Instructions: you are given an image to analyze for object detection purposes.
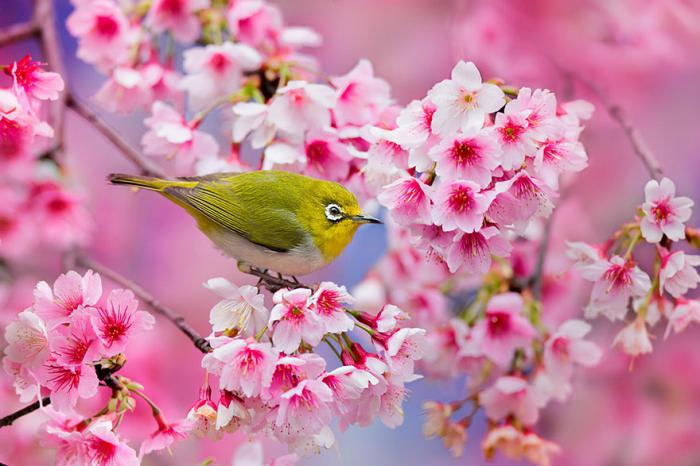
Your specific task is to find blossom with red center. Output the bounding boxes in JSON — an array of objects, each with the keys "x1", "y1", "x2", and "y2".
[
  {"x1": 381, "y1": 327, "x2": 427, "y2": 380},
  {"x1": 431, "y1": 180, "x2": 491, "y2": 233},
  {"x1": 226, "y1": 0, "x2": 283, "y2": 47},
  {"x1": 51, "y1": 309, "x2": 100, "y2": 368},
  {"x1": 269, "y1": 288, "x2": 323, "y2": 354},
  {"x1": 659, "y1": 250, "x2": 700, "y2": 298},
  {"x1": 40, "y1": 409, "x2": 88, "y2": 465},
  {"x1": 215, "y1": 390, "x2": 249, "y2": 433},
  {"x1": 28, "y1": 181, "x2": 92, "y2": 249},
  {"x1": 146, "y1": 0, "x2": 208, "y2": 44},
  {"x1": 139, "y1": 414, "x2": 192, "y2": 458},
  {"x1": 8, "y1": 55, "x2": 65, "y2": 101},
  {"x1": 487, "y1": 171, "x2": 554, "y2": 231},
  {"x1": 267, "y1": 81, "x2": 336, "y2": 136},
  {"x1": 428, "y1": 131, "x2": 500, "y2": 187},
  {"x1": 66, "y1": 0, "x2": 133, "y2": 69},
  {"x1": 142, "y1": 101, "x2": 219, "y2": 173},
  {"x1": 93, "y1": 66, "x2": 162, "y2": 113},
  {"x1": 377, "y1": 176, "x2": 433, "y2": 226},
  {"x1": 263, "y1": 353, "x2": 326, "y2": 401},
  {"x1": 309, "y1": 282, "x2": 355, "y2": 334},
  {"x1": 3, "y1": 309, "x2": 49, "y2": 370},
  {"x1": 640, "y1": 177, "x2": 694, "y2": 243},
  {"x1": 275, "y1": 378, "x2": 334, "y2": 437},
  {"x1": 582, "y1": 255, "x2": 651, "y2": 321},
  {"x1": 493, "y1": 111, "x2": 537, "y2": 170},
  {"x1": 321, "y1": 366, "x2": 378, "y2": 420},
  {"x1": 180, "y1": 42, "x2": 262, "y2": 111},
  {"x1": 302, "y1": 130, "x2": 354, "y2": 181},
  {"x1": 665, "y1": 299, "x2": 700, "y2": 337},
  {"x1": 39, "y1": 356, "x2": 99, "y2": 409},
  {"x1": 33, "y1": 270, "x2": 102, "y2": 328},
  {"x1": 84, "y1": 419, "x2": 139, "y2": 465},
  {"x1": 202, "y1": 337, "x2": 278, "y2": 397},
  {"x1": 465, "y1": 293, "x2": 535, "y2": 367},
  {"x1": 205, "y1": 278, "x2": 268, "y2": 336},
  {"x1": 613, "y1": 320, "x2": 653, "y2": 357},
  {"x1": 480, "y1": 376, "x2": 539, "y2": 425},
  {"x1": 383, "y1": 98, "x2": 437, "y2": 172},
  {"x1": 532, "y1": 135, "x2": 588, "y2": 189},
  {"x1": 90, "y1": 289, "x2": 155, "y2": 354},
  {"x1": 331, "y1": 59, "x2": 392, "y2": 127},
  {"x1": 446, "y1": 226, "x2": 512, "y2": 275},
  {"x1": 0, "y1": 188, "x2": 35, "y2": 258},
  {"x1": 505, "y1": 87, "x2": 558, "y2": 138},
  {"x1": 187, "y1": 386, "x2": 221, "y2": 439},
  {"x1": 427, "y1": 61, "x2": 505, "y2": 134}
]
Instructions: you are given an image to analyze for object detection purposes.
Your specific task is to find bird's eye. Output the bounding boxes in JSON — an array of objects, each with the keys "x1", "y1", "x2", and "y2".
[{"x1": 325, "y1": 203, "x2": 344, "y2": 222}]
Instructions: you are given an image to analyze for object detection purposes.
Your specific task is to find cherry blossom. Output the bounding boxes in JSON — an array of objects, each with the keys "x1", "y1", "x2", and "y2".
[
  {"x1": 146, "y1": 0, "x2": 209, "y2": 44},
  {"x1": 331, "y1": 59, "x2": 392, "y2": 127},
  {"x1": 613, "y1": 320, "x2": 653, "y2": 357},
  {"x1": 2, "y1": 309, "x2": 49, "y2": 370},
  {"x1": 205, "y1": 278, "x2": 269, "y2": 336},
  {"x1": 428, "y1": 130, "x2": 499, "y2": 186},
  {"x1": 446, "y1": 226, "x2": 512, "y2": 275},
  {"x1": 269, "y1": 288, "x2": 324, "y2": 353},
  {"x1": 665, "y1": 299, "x2": 700, "y2": 336},
  {"x1": 84, "y1": 419, "x2": 140, "y2": 466},
  {"x1": 8, "y1": 55, "x2": 65, "y2": 102},
  {"x1": 139, "y1": 414, "x2": 192, "y2": 457},
  {"x1": 481, "y1": 376, "x2": 539, "y2": 425},
  {"x1": 309, "y1": 282, "x2": 355, "y2": 334},
  {"x1": 203, "y1": 337, "x2": 277, "y2": 397},
  {"x1": 431, "y1": 180, "x2": 491, "y2": 232},
  {"x1": 582, "y1": 256, "x2": 651, "y2": 321},
  {"x1": 267, "y1": 81, "x2": 336, "y2": 135},
  {"x1": 640, "y1": 177, "x2": 694, "y2": 243},
  {"x1": 33, "y1": 270, "x2": 102, "y2": 327},
  {"x1": 90, "y1": 289, "x2": 155, "y2": 354},
  {"x1": 377, "y1": 176, "x2": 433, "y2": 226},
  {"x1": 659, "y1": 250, "x2": 700, "y2": 298}
]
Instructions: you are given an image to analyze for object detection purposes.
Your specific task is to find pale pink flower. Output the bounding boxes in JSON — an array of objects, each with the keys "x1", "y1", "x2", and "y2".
[
  {"x1": 3, "y1": 309, "x2": 49, "y2": 370},
  {"x1": 263, "y1": 141, "x2": 307, "y2": 171},
  {"x1": 4, "y1": 357, "x2": 41, "y2": 402},
  {"x1": 640, "y1": 177, "x2": 693, "y2": 243},
  {"x1": 321, "y1": 366, "x2": 378, "y2": 419},
  {"x1": 665, "y1": 299, "x2": 700, "y2": 336},
  {"x1": 141, "y1": 62, "x2": 183, "y2": 105},
  {"x1": 544, "y1": 320, "x2": 601, "y2": 378},
  {"x1": 520, "y1": 433, "x2": 561, "y2": 466},
  {"x1": 267, "y1": 81, "x2": 336, "y2": 135},
  {"x1": 613, "y1": 320, "x2": 653, "y2": 356},
  {"x1": 377, "y1": 374, "x2": 409, "y2": 428},
  {"x1": 9, "y1": 55, "x2": 65, "y2": 101},
  {"x1": 180, "y1": 42, "x2": 262, "y2": 110},
  {"x1": 84, "y1": 419, "x2": 139, "y2": 465},
  {"x1": 33, "y1": 270, "x2": 102, "y2": 327},
  {"x1": 507, "y1": 88, "x2": 558, "y2": 134},
  {"x1": 331, "y1": 59, "x2": 391, "y2": 127},
  {"x1": 565, "y1": 241, "x2": 605, "y2": 272},
  {"x1": 309, "y1": 282, "x2": 355, "y2": 334},
  {"x1": 232, "y1": 102, "x2": 275, "y2": 148},
  {"x1": 205, "y1": 278, "x2": 268, "y2": 336},
  {"x1": 29, "y1": 182, "x2": 92, "y2": 248},
  {"x1": 583, "y1": 256, "x2": 651, "y2": 321},
  {"x1": 377, "y1": 176, "x2": 433, "y2": 225},
  {"x1": 202, "y1": 337, "x2": 277, "y2": 397},
  {"x1": 264, "y1": 353, "x2": 326, "y2": 401},
  {"x1": 659, "y1": 250, "x2": 700, "y2": 298},
  {"x1": 216, "y1": 390, "x2": 249, "y2": 432},
  {"x1": 40, "y1": 410, "x2": 87, "y2": 466},
  {"x1": 380, "y1": 327, "x2": 426, "y2": 380},
  {"x1": 275, "y1": 379, "x2": 333, "y2": 437},
  {"x1": 374, "y1": 304, "x2": 409, "y2": 333},
  {"x1": 493, "y1": 111, "x2": 537, "y2": 170},
  {"x1": 428, "y1": 130, "x2": 500, "y2": 187},
  {"x1": 94, "y1": 67, "x2": 157, "y2": 113},
  {"x1": 481, "y1": 376, "x2": 539, "y2": 425},
  {"x1": 384, "y1": 98, "x2": 437, "y2": 172},
  {"x1": 226, "y1": 0, "x2": 283, "y2": 47},
  {"x1": 466, "y1": 293, "x2": 535, "y2": 367},
  {"x1": 446, "y1": 226, "x2": 512, "y2": 275},
  {"x1": 232, "y1": 440, "x2": 299, "y2": 466},
  {"x1": 483, "y1": 426, "x2": 560, "y2": 466},
  {"x1": 187, "y1": 389, "x2": 220, "y2": 439},
  {"x1": 431, "y1": 180, "x2": 491, "y2": 232},
  {"x1": 66, "y1": 0, "x2": 133, "y2": 69},
  {"x1": 302, "y1": 129, "x2": 354, "y2": 181},
  {"x1": 487, "y1": 171, "x2": 555, "y2": 231},
  {"x1": 51, "y1": 309, "x2": 101, "y2": 368},
  {"x1": 142, "y1": 101, "x2": 219, "y2": 173},
  {"x1": 40, "y1": 357, "x2": 99, "y2": 409},
  {"x1": 427, "y1": 61, "x2": 505, "y2": 134},
  {"x1": 532, "y1": 135, "x2": 588, "y2": 189},
  {"x1": 269, "y1": 288, "x2": 324, "y2": 353},
  {"x1": 91, "y1": 289, "x2": 154, "y2": 354},
  {"x1": 139, "y1": 414, "x2": 192, "y2": 457},
  {"x1": 146, "y1": 0, "x2": 209, "y2": 44}
]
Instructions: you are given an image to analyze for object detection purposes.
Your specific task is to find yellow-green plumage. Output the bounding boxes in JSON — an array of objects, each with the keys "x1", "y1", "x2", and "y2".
[{"x1": 108, "y1": 170, "x2": 379, "y2": 276}]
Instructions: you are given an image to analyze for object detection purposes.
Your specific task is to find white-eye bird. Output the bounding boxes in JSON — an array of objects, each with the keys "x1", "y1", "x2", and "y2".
[{"x1": 108, "y1": 170, "x2": 381, "y2": 276}]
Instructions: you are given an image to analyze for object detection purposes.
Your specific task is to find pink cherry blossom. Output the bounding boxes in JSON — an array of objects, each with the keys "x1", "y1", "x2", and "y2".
[
  {"x1": 377, "y1": 176, "x2": 433, "y2": 225},
  {"x1": 28, "y1": 183, "x2": 91, "y2": 249},
  {"x1": 505, "y1": 88, "x2": 558, "y2": 137},
  {"x1": 565, "y1": 241, "x2": 605, "y2": 272},
  {"x1": 232, "y1": 102, "x2": 275, "y2": 148},
  {"x1": 142, "y1": 101, "x2": 220, "y2": 173},
  {"x1": 216, "y1": 390, "x2": 249, "y2": 432},
  {"x1": 302, "y1": 129, "x2": 354, "y2": 181},
  {"x1": 33, "y1": 270, "x2": 102, "y2": 327},
  {"x1": 613, "y1": 320, "x2": 652, "y2": 356},
  {"x1": 84, "y1": 419, "x2": 140, "y2": 465},
  {"x1": 264, "y1": 353, "x2": 326, "y2": 401},
  {"x1": 39, "y1": 356, "x2": 99, "y2": 409},
  {"x1": 493, "y1": 111, "x2": 537, "y2": 170},
  {"x1": 380, "y1": 327, "x2": 426, "y2": 380},
  {"x1": 94, "y1": 67, "x2": 158, "y2": 113},
  {"x1": 544, "y1": 320, "x2": 601, "y2": 379},
  {"x1": 66, "y1": 0, "x2": 133, "y2": 69},
  {"x1": 146, "y1": 0, "x2": 209, "y2": 44},
  {"x1": 40, "y1": 410, "x2": 87, "y2": 466},
  {"x1": 582, "y1": 256, "x2": 651, "y2": 321},
  {"x1": 665, "y1": 299, "x2": 700, "y2": 336},
  {"x1": 482, "y1": 426, "x2": 560, "y2": 466},
  {"x1": 226, "y1": 0, "x2": 283, "y2": 47},
  {"x1": 3, "y1": 309, "x2": 49, "y2": 370},
  {"x1": 331, "y1": 59, "x2": 392, "y2": 127},
  {"x1": 180, "y1": 42, "x2": 262, "y2": 110},
  {"x1": 532, "y1": 134, "x2": 588, "y2": 189},
  {"x1": 384, "y1": 98, "x2": 437, "y2": 172},
  {"x1": 309, "y1": 282, "x2": 355, "y2": 334},
  {"x1": 187, "y1": 388, "x2": 220, "y2": 439},
  {"x1": 269, "y1": 288, "x2": 324, "y2": 353},
  {"x1": 275, "y1": 379, "x2": 333, "y2": 437},
  {"x1": 205, "y1": 278, "x2": 268, "y2": 336},
  {"x1": 0, "y1": 189, "x2": 36, "y2": 257},
  {"x1": 480, "y1": 376, "x2": 539, "y2": 425},
  {"x1": 446, "y1": 226, "x2": 512, "y2": 275},
  {"x1": 427, "y1": 61, "x2": 505, "y2": 134},
  {"x1": 267, "y1": 81, "x2": 336, "y2": 135},
  {"x1": 321, "y1": 366, "x2": 378, "y2": 419},
  {"x1": 9, "y1": 55, "x2": 65, "y2": 101},
  {"x1": 466, "y1": 292, "x2": 535, "y2": 367},
  {"x1": 640, "y1": 177, "x2": 694, "y2": 243},
  {"x1": 90, "y1": 289, "x2": 154, "y2": 354},
  {"x1": 373, "y1": 304, "x2": 410, "y2": 333},
  {"x1": 487, "y1": 171, "x2": 554, "y2": 231},
  {"x1": 51, "y1": 309, "x2": 100, "y2": 368},
  {"x1": 232, "y1": 441, "x2": 299, "y2": 466},
  {"x1": 659, "y1": 250, "x2": 700, "y2": 298},
  {"x1": 203, "y1": 337, "x2": 277, "y2": 397},
  {"x1": 428, "y1": 130, "x2": 500, "y2": 187},
  {"x1": 3, "y1": 357, "x2": 40, "y2": 402},
  {"x1": 431, "y1": 180, "x2": 491, "y2": 232},
  {"x1": 139, "y1": 414, "x2": 192, "y2": 458}
]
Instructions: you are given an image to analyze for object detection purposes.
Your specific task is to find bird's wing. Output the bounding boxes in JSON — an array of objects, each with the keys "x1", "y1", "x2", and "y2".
[{"x1": 165, "y1": 175, "x2": 307, "y2": 253}]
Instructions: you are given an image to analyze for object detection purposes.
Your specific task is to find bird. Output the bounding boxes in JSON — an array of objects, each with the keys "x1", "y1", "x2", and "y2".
[{"x1": 108, "y1": 170, "x2": 382, "y2": 278}]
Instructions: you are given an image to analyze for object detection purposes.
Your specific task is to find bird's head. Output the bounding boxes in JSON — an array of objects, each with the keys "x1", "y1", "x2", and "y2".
[{"x1": 296, "y1": 180, "x2": 381, "y2": 263}]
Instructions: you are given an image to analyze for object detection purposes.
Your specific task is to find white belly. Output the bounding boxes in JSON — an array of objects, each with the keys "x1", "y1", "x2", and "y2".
[{"x1": 204, "y1": 226, "x2": 326, "y2": 276}]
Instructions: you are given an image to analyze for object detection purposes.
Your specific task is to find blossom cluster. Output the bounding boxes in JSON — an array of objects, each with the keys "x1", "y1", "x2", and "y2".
[
  {"x1": 193, "y1": 278, "x2": 425, "y2": 455},
  {"x1": 568, "y1": 177, "x2": 698, "y2": 358},
  {"x1": 376, "y1": 60, "x2": 591, "y2": 275},
  {"x1": 0, "y1": 55, "x2": 90, "y2": 257}
]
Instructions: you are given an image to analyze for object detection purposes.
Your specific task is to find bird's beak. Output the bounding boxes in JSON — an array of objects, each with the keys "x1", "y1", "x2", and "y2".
[{"x1": 350, "y1": 214, "x2": 383, "y2": 224}]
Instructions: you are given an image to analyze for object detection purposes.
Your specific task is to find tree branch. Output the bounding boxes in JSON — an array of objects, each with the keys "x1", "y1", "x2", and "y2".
[
  {"x1": 530, "y1": 214, "x2": 554, "y2": 300},
  {"x1": 74, "y1": 253, "x2": 211, "y2": 353},
  {"x1": 0, "y1": 20, "x2": 38, "y2": 46}
]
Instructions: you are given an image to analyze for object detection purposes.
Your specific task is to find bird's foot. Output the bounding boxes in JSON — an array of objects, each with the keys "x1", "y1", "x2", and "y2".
[{"x1": 242, "y1": 265, "x2": 304, "y2": 292}]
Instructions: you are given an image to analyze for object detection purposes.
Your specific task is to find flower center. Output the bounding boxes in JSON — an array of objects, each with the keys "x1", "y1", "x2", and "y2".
[
  {"x1": 500, "y1": 121, "x2": 524, "y2": 142},
  {"x1": 94, "y1": 15, "x2": 119, "y2": 38},
  {"x1": 651, "y1": 201, "x2": 671, "y2": 223},
  {"x1": 487, "y1": 311, "x2": 511, "y2": 337},
  {"x1": 209, "y1": 53, "x2": 230, "y2": 73},
  {"x1": 447, "y1": 186, "x2": 474, "y2": 213},
  {"x1": 451, "y1": 139, "x2": 479, "y2": 166},
  {"x1": 159, "y1": 0, "x2": 184, "y2": 15}
]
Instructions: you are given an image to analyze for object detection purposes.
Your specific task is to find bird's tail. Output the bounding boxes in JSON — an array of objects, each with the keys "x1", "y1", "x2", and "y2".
[{"x1": 108, "y1": 173, "x2": 172, "y2": 192}]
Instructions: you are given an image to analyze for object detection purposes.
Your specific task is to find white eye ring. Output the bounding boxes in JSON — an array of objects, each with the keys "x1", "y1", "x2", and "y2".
[{"x1": 325, "y1": 203, "x2": 344, "y2": 222}]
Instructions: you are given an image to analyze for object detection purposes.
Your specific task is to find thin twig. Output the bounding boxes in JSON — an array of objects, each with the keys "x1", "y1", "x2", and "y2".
[
  {"x1": 530, "y1": 214, "x2": 555, "y2": 300},
  {"x1": 66, "y1": 95, "x2": 171, "y2": 179},
  {"x1": 0, "y1": 20, "x2": 38, "y2": 46},
  {"x1": 74, "y1": 253, "x2": 211, "y2": 353}
]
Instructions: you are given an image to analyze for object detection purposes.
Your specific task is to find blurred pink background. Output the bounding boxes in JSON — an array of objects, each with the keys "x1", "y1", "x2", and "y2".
[{"x1": 2, "y1": 0, "x2": 700, "y2": 465}]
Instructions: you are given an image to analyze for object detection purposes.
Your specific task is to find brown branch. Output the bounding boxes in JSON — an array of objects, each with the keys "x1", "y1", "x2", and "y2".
[
  {"x1": 74, "y1": 253, "x2": 211, "y2": 353},
  {"x1": 66, "y1": 95, "x2": 171, "y2": 179},
  {"x1": 530, "y1": 214, "x2": 554, "y2": 300},
  {"x1": 0, "y1": 20, "x2": 38, "y2": 46}
]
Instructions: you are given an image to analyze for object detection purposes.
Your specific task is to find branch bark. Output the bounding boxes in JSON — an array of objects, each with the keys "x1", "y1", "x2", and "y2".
[{"x1": 0, "y1": 20, "x2": 38, "y2": 46}]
